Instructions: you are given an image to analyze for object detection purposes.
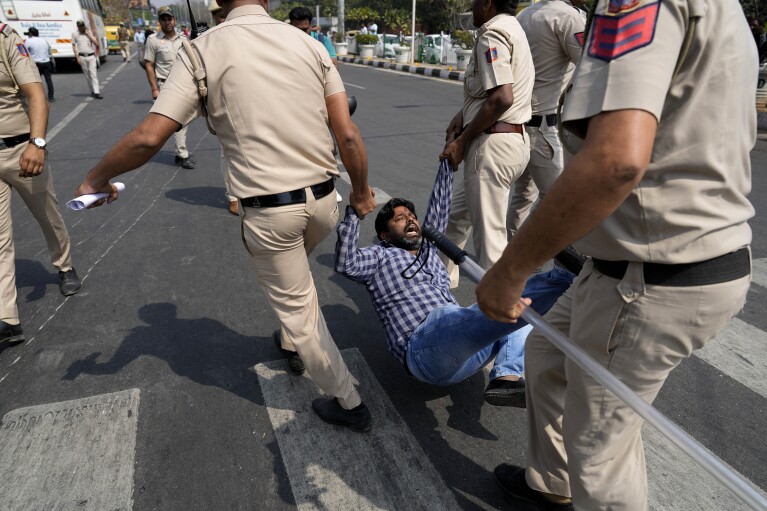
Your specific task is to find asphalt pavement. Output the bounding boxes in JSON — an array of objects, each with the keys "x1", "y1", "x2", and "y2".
[{"x1": 0, "y1": 55, "x2": 765, "y2": 511}]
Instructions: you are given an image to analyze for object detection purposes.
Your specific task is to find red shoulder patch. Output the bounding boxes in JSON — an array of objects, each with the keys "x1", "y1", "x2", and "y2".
[
  {"x1": 574, "y1": 31, "x2": 585, "y2": 47},
  {"x1": 484, "y1": 47, "x2": 498, "y2": 64},
  {"x1": 16, "y1": 43, "x2": 29, "y2": 57},
  {"x1": 588, "y1": 2, "x2": 660, "y2": 62}
]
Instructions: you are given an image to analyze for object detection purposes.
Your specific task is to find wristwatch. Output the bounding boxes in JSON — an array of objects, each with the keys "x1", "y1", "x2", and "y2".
[{"x1": 31, "y1": 137, "x2": 47, "y2": 150}]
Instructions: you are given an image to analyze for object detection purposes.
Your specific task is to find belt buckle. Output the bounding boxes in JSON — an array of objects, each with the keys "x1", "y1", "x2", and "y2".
[{"x1": 252, "y1": 197, "x2": 261, "y2": 207}]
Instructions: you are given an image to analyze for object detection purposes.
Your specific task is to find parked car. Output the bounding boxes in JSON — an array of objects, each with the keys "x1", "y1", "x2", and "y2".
[
  {"x1": 375, "y1": 34, "x2": 399, "y2": 58},
  {"x1": 423, "y1": 33, "x2": 450, "y2": 64}
]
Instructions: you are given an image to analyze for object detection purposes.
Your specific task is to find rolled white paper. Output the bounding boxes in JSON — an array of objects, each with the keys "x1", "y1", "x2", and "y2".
[{"x1": 67, "y1": 182, "x2": 126, "y2": 211}]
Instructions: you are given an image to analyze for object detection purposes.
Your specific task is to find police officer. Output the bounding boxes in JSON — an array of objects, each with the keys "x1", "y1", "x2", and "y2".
[
  {"x1": 117, "y1": 23, "x2": 131, "y2": 62},
  {"x1": 71, "y1": 20, "x2": 102, "y2": 99},
  {"x1": 477, "y1": 1, "x2": 756, "y2": 508},
  {"x1": 1, "y1": 23, "x2": 81, "y2": 346},
  {"x1": 143, "y1": 6, "x2": 194, "y2": 169},
  {"x1": 507, "y1": 0, "x2": 585, "y2": 240},
  {"x1": 74, "y1": 0, "x2": 377, "y2": 432},
  {"x1": 439, "y1": 0, "x2": 534, "y2": 288}
]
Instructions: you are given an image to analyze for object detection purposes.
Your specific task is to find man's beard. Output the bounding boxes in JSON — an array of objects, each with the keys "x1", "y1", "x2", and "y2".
[{"x1": 389, "y1": 233, "x2": 422, "y2": 251}]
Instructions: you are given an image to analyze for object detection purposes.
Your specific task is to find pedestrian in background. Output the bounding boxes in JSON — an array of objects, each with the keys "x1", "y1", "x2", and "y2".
[
  {"x1": 479, "y1": 1, "x2": 755, "y2": 508},
  {"x1": 134, "y1": 28, "x2": 146, "y2": 65},
  {"x1": 143, "y1": 6, "x2": 194, "y2": 169},
  {"x1": 507, "y1": 0, "x2": 586, "y2": 240},
  {"x1": 117, "y1": 23, "x2": 131, "y2": 62},
  {"x1": 71, "y1": 20, "x2": 102, "y2": 99},
  {"x1": 1, "y1": 24, "x2": 81, "y2": 347},
  {"x1": 288, "y1": 7, "x2": 338, "y2": 68},
  {"x1": 24, "y1": 27, "x2": 54, "y2": 102}
]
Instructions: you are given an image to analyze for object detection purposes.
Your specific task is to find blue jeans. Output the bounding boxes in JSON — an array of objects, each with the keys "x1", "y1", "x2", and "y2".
[{"x1": 405, "y1": 266, "x2": 574, "y2": 386}]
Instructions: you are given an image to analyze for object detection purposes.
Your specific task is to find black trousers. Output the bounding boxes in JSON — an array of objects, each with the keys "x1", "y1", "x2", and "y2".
[{"x1": 34, "y1": 61, "x2": 54, "y2": 99}]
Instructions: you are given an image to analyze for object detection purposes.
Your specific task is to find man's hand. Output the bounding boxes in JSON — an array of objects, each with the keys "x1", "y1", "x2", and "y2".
[
  {"x1": 439, "y1": 136, "x2": 466, "y2": 169},
  {"x1": 75, "y1": 180, "x2": 118, "y2": 208},
  {"x1": 151, "y1": 88, "x2": 159, "y2": 100},
  {"x1": 351, "y1": 188, "x2": 376, "y2": 218},
  {"x1": 445, "y1": 110, "x2": 463, "y2": 143},
  {"x1": 18, "y1": 144, "x2": 45, "y2": 177},
  {"x1": 476, "y1": 262, "x2": 531, "y2": 323},
  {"x1": 76, "y1": 56, "x2": 81, "y2": 66}
]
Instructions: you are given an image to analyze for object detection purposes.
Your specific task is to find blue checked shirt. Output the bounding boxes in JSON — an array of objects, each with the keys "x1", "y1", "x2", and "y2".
[{"x1": 335, "y1": 161, "x2": 458, "y2": 366}]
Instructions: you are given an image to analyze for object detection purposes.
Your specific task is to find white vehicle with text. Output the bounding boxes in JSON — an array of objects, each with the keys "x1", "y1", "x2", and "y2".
[{"x1": 0, "y1": 0, "x2": 108, "y2": 64}]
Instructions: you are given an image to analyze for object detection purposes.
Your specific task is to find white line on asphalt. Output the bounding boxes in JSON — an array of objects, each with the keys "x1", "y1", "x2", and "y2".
[
  {"x1": 47, "y1": 59, "x2": 132, "y2": 143},
  {"x1": 343, "y1": 81, "x2": 366, "y2": 89},
  {"x1": 695, "y1": 317, "x2": 767, "y2": 399},
  {"x1": 750, "y1": 258, "x2": 767, "y2": 288},
  {"x1": 0, "y1": 389, "x2": 140, "y2": 510},
  {"x1": 255, "y1": 348, "x2": 463, "y2": 511}
]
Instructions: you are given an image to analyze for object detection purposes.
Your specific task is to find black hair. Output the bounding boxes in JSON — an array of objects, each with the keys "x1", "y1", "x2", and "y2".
[
  {"x1": 493, "y1": 0, "x2": 519, "y2": 15},
  {"x1": 289, "y1": 6, "x2": 313, "y2": 22},
  {"x1": 28, "y1": 27, "x2": 39, "y2": 36},
  {"x1": 374, "y1": 198, "x2": 417, "y2": 241}
]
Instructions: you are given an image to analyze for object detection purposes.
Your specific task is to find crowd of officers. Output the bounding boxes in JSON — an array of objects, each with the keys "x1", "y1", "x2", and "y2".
[{"x1": 0, "y1": 0, "x2": 759, "y2": 509}]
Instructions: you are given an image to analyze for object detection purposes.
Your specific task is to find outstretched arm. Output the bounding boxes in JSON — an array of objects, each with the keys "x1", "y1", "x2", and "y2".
[
  {"x1": 335, "y1": 205, "x2": 383, "y2": 283},
  {"x1": 422, "y1": 160, "x2": 455, "y2": 233}
]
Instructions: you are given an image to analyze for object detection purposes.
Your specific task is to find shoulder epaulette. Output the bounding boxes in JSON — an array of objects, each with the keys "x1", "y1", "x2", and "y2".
[{"x1": 0, "y1": 23, "x2": 16, "y2": 36}]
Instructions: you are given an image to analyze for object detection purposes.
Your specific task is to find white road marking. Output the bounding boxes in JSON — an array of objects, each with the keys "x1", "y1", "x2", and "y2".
[
  {"x1": 695, "y1": 318, "x2": 767, "y2": 399},
  {"x1": 0, "y1": 389, "x2": 140, "y2": 510},
  {"x1": 47, "y1": 59, "x2": 131, "y2": 143},
  {"x1": 343, "y1": 81, "x2": 366, "y2": 89},
  {"x1": 750, "y1": 257, "x2": 767, "y2": 288},
  {"x1": 255, "y1": 348, "x2": 462, "y2": 511},
  {"x1": 645, "y1": 425, "x2": 767, "y2": 510}
]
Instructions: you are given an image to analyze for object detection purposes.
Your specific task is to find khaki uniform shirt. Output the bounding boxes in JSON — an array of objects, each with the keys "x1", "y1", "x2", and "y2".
[
  {"x1": 143, "y1": 31, "x2": 185, "y2": 80},
  {"x1": 463, "y1": 14, "x2": 534, "y2": 126},
  {"x1": 118, "y1": 27, "x2": 130, "y2": 42},
  {"x1": 72, "y1": 31, "x2": 95, "y2": 54},
  {"x1": 562, "y1": 0, "x2": 756, "y2": 263},
  {"x1": 0, "y1": 26, "x2": 41, "y2": 138},
  {"x1": 150, "y1": 4, "x2": 344, "y2": 198},
  {"x1": 517, "y1": 0, "x2": 585, "y2": 115}
]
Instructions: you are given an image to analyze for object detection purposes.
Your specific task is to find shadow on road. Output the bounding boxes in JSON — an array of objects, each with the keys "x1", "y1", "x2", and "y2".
[
  {"x1": 15, "y1": 259, "x2": 57, "y2": 303},
  {"x1": 165, "y1": 186, "x2": 230, "y2": 211}
]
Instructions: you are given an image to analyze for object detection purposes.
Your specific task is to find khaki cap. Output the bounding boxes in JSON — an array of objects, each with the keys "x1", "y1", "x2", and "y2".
[
  {"x1": 157, "y1": 6, "x2": 174, "y2": 17},
  {"x1": 208, "y1": 0, "x2": 222, "y2": 13}
]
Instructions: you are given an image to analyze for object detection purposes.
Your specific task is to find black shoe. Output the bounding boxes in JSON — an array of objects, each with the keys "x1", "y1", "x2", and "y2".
[
  {"x1": 312, "y1": 397, "x2": 372, "y2": 433},
  {"x1": 175, "y1": 156, "x2": 195, "y2": 169},
  {"x1": 48, "y1": 97, "x2": 55, "y2": 102},
  {"x1": 58, "y1": 268, "x2": 82, "y2": 296},
  {"x1": 273, "y1": 330, "x2": 305, "y2": 375},
  {"x1": 92, "y1": 93, "x2": 103, "y2": 99},
  {"x1": 484, "y1": 378, "x2": 526, "y2": 408},
  {"x1": 494, "y1": 464, "x2": 573, "y2": 511},
  {"x1": 175, "y1": 155, "x2": 197, "y2": 164},
  {"x1": 0, "y1": 321, "x2": 25, "y2": 346}
]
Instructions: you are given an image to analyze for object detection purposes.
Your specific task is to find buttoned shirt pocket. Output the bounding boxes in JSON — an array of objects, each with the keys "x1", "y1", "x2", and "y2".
[{"x1": 463, "y1": 52, "x2": 487, "y2": 100}]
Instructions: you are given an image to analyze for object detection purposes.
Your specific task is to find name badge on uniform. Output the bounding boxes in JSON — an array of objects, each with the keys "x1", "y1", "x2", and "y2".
[{"x1": 485, "y1": 47, "x2": 498, "y2": 64}]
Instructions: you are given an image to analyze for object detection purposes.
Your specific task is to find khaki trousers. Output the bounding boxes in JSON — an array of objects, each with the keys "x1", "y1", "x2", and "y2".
[
  {"x1": 157, "y1": 80, "x2": 188, "y2": 158},
  {"x1": 79, "y1": 54, "x2": 99, "y2": 94},
  {"x1": 443, "y1": 132, "x2": 530, "y2": 287},
  {"x1": 219, "y1": 149, "x2": 235, "y2": 202},
  {"x1": 1, "y1": 144, "x2": 73, "y2": 323},
  {"x1": 507, "y1": 117, "x2": 564, "y2": 239},
  {"x1": 525, "y1": 259, "x2": 750, "y2": 510},
  {"x1": 119, "y1": 41, "x2": 131, "y2": 61},
  {"x1": 240, "y1": 188, "x2": 361, "y2": 409}
]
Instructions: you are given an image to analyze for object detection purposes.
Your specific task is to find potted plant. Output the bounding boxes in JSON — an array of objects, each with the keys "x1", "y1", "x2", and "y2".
[
  {"x1": 452, "y1": 30, "x2": 474, "y2": 71},
  {"x1": 356, "y1": 33, "x2": 378, "y2": 58},
  {"x1": 334, "y1": 31, "x2": 348, "y2": 56},
  {"x1": 394, "y1": 40, "x2": 411, "y2": 63}
]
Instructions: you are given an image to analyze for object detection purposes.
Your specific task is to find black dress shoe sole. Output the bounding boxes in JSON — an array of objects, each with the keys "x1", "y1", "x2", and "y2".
[
  {"x1": 484, "y1": 388, "x2": 527, "y2": 408},
  {"x1": 312, "y1": 399, "x2": 372, "y2": 433},
  {"x1": 1, "y1": 332, "x2": 25, "y2": 345}
]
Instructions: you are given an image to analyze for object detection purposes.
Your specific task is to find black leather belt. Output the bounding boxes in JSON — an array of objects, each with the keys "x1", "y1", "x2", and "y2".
[
  {"x1": 0, "y1": 133, "x2": 30, "y2": 150},
  {"x1": 527, "y1": 114, "x2": 557, "y2": 128},
  {"x1": 78, "y1": 52, "x2": 94, "y2": 57},
  {"x1": 592, "y1": 248, "x2": 750, "y2": 287},
  {"x1": 240, "y1": 179, "x2": 335, "y2": 208}
]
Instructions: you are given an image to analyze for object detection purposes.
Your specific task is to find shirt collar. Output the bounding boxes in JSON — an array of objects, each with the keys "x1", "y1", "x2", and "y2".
[
  {"x1": 226, "y1": 4, "x2": 268, "y2": 21},
  {"x1": 156, "y1": 30, "x2": 179, "y2": 41}
]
